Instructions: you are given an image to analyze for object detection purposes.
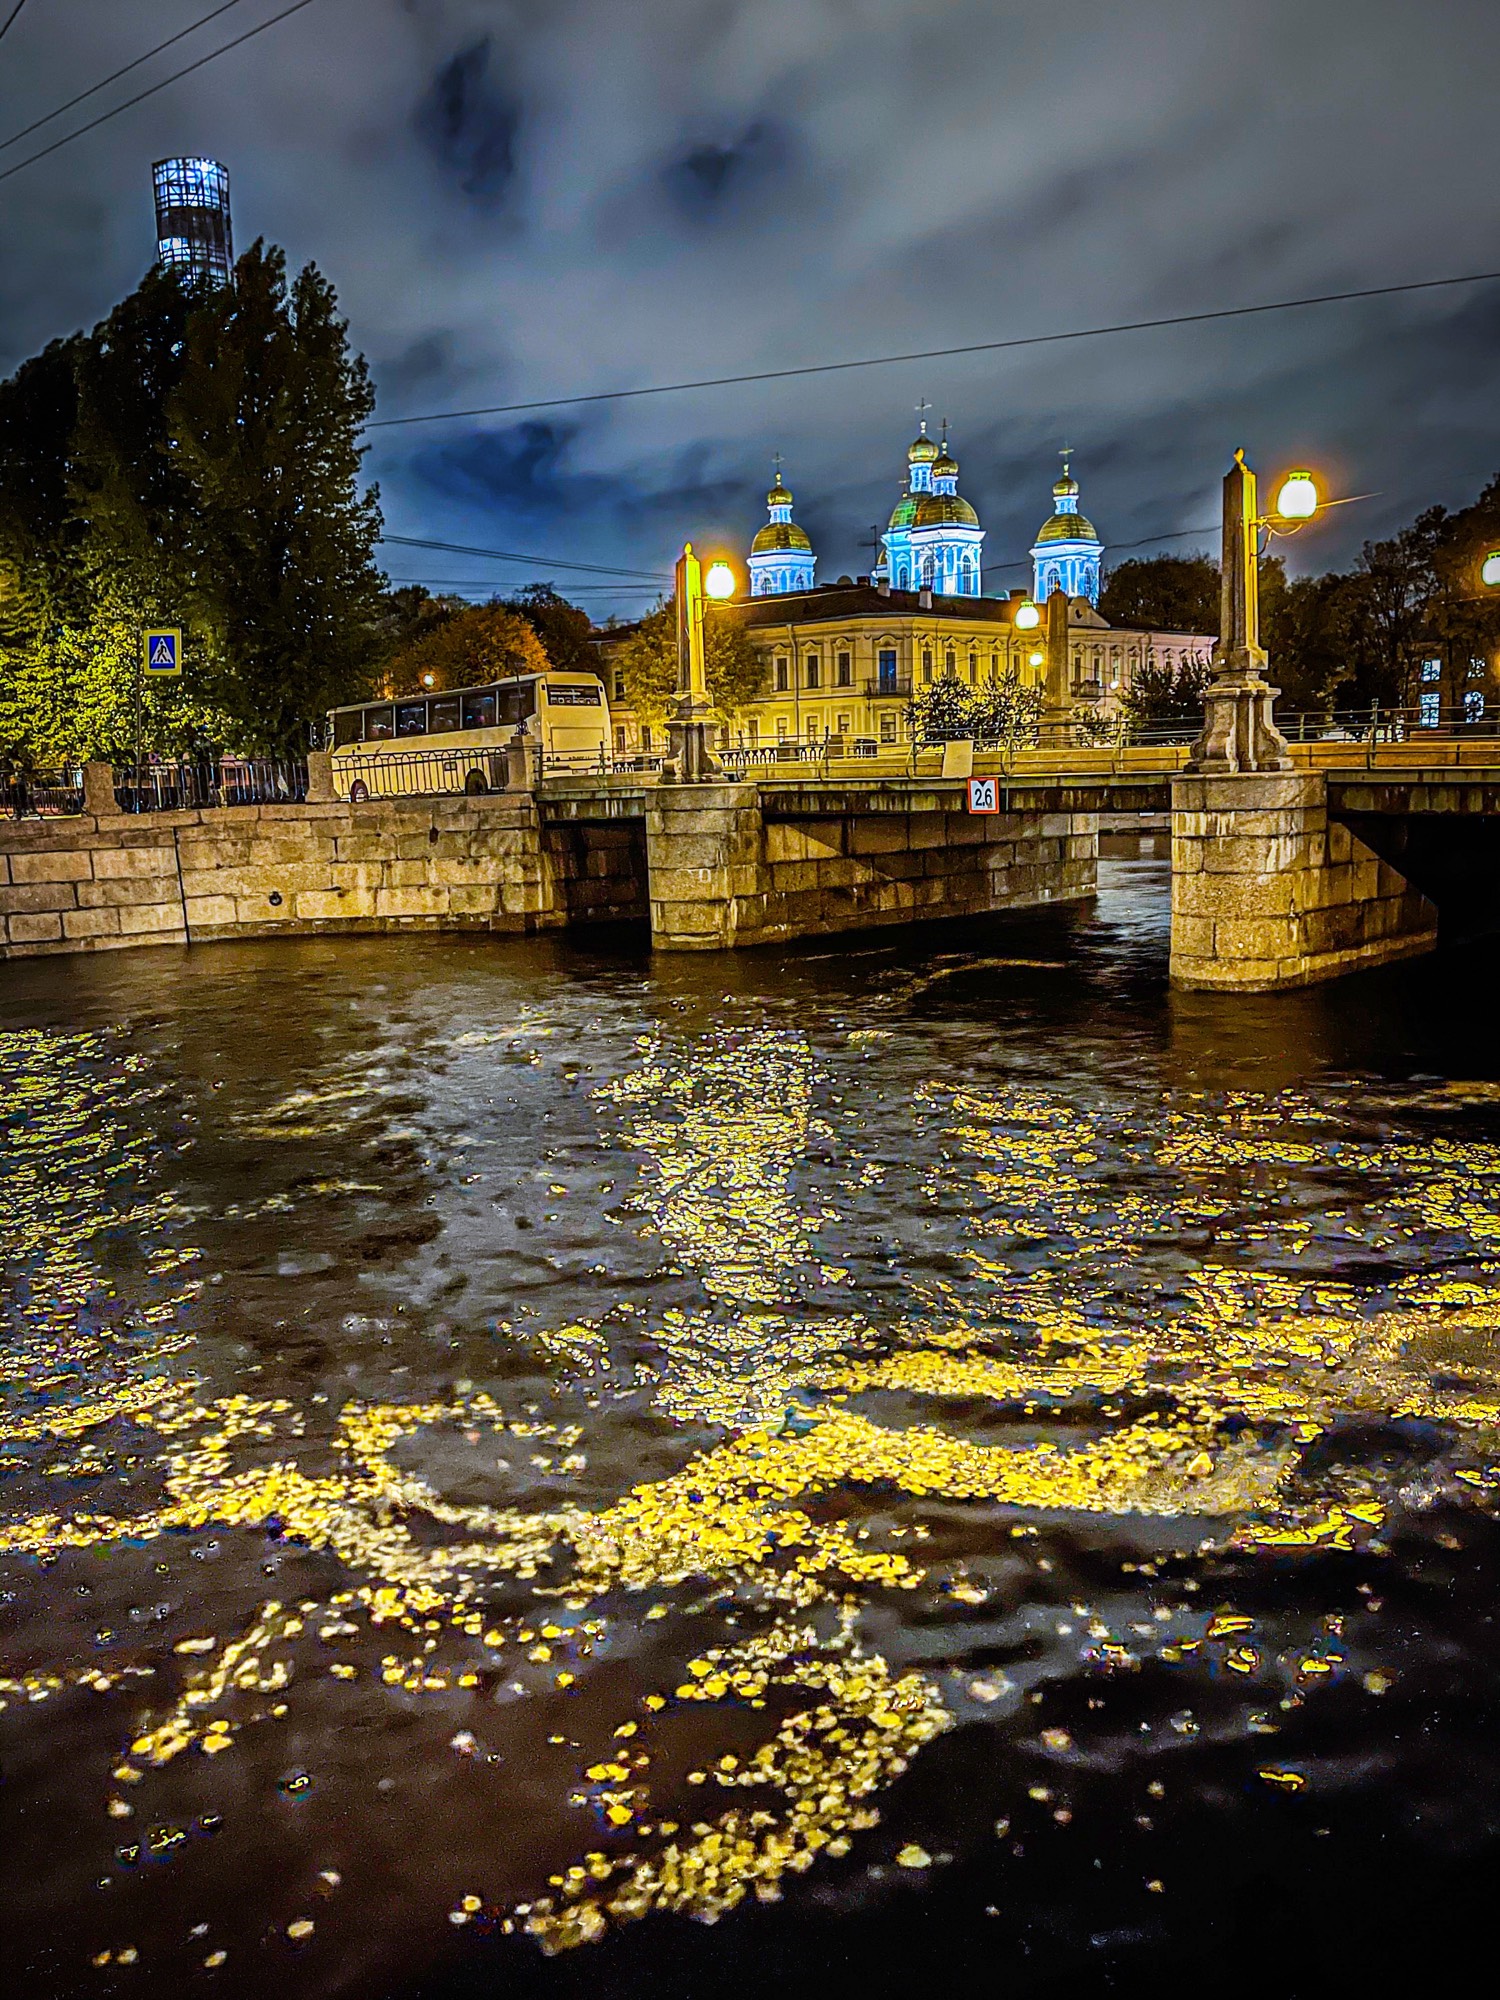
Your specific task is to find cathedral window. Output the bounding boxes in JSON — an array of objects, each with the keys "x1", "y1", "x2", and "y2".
[
  {"x1": 805, "y1": 654, "x2": 820, "y2": 689},
  {"x1": 775, "y1": 657, "x2": 789, "y2": 692},
  {"x1": 836, "y1": 651, "x2": 852, "y2": 687}
]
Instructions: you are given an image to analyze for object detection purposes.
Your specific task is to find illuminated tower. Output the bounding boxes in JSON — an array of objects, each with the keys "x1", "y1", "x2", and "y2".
[
  {"x1": 880, "y1": 417, "x2": 984, "y2": 595},
  {"x1": 1031, "y1": 450, "x2": 1104, "y2": 605},
  {"x1": 748, "y1": 467, "x2": 816, "y2": 596},
  {"x1": 153, "y1": 158, "x2": 234, "y2": 289}
]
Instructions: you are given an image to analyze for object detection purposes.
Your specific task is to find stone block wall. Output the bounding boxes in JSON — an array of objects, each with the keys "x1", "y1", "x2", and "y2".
[
  {"x1": 1170, "y1": 772, "x2": 1437, "y2": 990},
  {"x1": 644, "y1": 780, "x2": 1098, "y2": 951},
  {"x1": 0, "y1": 796, "x2": 568, "y2": 960}
]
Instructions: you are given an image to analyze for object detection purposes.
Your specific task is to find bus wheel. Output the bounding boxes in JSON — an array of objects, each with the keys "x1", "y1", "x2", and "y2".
[
  {"x1": 349, "y1": 780, "x2": 370, "y2": 804},
  {"x1": 464, "y1": 770, "x2": 489, "y2": 795}
]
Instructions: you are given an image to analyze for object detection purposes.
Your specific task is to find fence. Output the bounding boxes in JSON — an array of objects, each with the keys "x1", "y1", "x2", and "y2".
[
  {"x1": 2, "y1": 768, "x2": 85, "y2": 819},
  {"x1": 113, "y1": 757, "x2": 309, "y2": 813}
]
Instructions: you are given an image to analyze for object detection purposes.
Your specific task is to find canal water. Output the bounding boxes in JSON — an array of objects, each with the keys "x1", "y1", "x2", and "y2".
[{"x1": 4, "y1": 861, "x2": 1500, "y2": 1999}]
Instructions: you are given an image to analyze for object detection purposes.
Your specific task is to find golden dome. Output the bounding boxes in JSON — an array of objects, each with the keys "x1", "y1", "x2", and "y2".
[
  {"x1": 912, "y1": 493, "x2": 979, "y2": 529},
  {"x1": 766, "y1": 473, "x2": 793, "y2": 510},
  {"x1": 908, "y1": 430, "x2": 939, "y2": 465},
  {"x1": 932, "y1": 450, "x2": 959, "y2": 479},
  {"x1": 1036, "y1": 508, "x2": 1099, "y2": 544},
  {"x1": 887, "y1": 493, "x2": 918, "y2": 531},
  {"x1": 751, "y1": 520, "x2": 812, "y2": 554}
]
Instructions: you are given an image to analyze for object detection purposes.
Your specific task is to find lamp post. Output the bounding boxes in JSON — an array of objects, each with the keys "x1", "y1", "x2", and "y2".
[
  {"x1": 668, "y1": 542, "x2": 729, "y2": 783},
  {"x1": 1186, "y1": 452, "x2": 1323, "y2": 774}
]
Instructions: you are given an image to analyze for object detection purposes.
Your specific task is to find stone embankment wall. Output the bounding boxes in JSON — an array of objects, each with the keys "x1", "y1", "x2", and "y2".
[
  {"x1": 646, "y1": 781, "x2": 1098, "y2": 950},
  {"x1": 0, "y1": 795, "x2": 584, "y2": 960},
  {"x1": 1170, "y1": 772, "x2": 1437, "y2": 990}
]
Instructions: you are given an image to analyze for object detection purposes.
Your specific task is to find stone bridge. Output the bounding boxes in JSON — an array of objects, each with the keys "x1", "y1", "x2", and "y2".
[{"x1": 1, "y1": 748, "x2": 1496, "y2": 991}]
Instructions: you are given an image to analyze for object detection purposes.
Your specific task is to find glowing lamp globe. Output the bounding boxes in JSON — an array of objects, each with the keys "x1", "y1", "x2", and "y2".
[
  {"x1": 1482, "y1": 550, "x2": 1500, "y2": 590},
  {"x1": 1028, "y1": 650, "x2": 1044, "y2": 668},
  {"x1": 704, "y1": 562, "x2": 736, "y2": 600},
  {"x1": 1014, "y1": 599, "x2": 1041, "y2": 630},
  {"x1": 1275, "y1": 470, "x2": 1319, "y2": 521}
]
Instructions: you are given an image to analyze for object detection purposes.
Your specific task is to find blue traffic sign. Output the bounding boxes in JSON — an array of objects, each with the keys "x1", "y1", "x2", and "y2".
[{"x1": 143, "y1": 628, "x2": 182, "y2": 676}]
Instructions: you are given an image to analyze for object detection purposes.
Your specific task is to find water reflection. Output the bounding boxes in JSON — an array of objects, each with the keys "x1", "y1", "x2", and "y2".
[{"x1": 4, "y1": 866, "x2": 1500, "y2": 1993}]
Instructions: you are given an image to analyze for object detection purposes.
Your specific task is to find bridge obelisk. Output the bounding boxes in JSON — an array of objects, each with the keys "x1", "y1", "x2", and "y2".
[{"x1": 1186, "y1": 450, "x2": 1291, "y2": 774}]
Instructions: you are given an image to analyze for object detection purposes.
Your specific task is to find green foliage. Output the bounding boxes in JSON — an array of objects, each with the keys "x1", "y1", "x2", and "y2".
[
  {"x1": 504, "y1": 584, "x2": 599, "y2": 673},
  {"x1": 910, "y1": 668, "x2": 1042, "y2": 745},
  {"x1": 380, "y1": 601, "x2": 550, "y2": 694},
  {"x1": 0, "y1": 242, "x2": 385, "y2": 762},
  {"x1": 1122, "y1": 655, "x2": 1211, "y2": 731},
  {"x1": 1098, "y1": 554, "x2": 1218, "y2": 634},
  {"x1": 614, "y1": 599, "x2": 765, "y2": 725}
]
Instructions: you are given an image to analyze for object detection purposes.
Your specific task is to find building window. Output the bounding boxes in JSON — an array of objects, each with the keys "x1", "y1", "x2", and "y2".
[
  {"x1": 775, "y1": 657, "x2": 789, "y2": 692},
  {"x1": 612, "y1": 672, "x2": 625, "y2": 700},
  {"x1": 747, "y1": 719, "x2": 758, "y2": 744},
  {"x1": 1465, "y1": 689, "x2": 1485, "y2": 722},
  {"x1": 776, "y1": 717, "x2": 789, "y2": 740},
  {"x1": 836, "y1": 713, "x2": 850, "y2": 734},
  {"x1": 836, "y1": 651, "x2": 852, "y2": 687},
  {"x1": 944, "y1": 648, "x2": 956, "y2": 677},
  {"x1": 880, "y1": 713, "x2": 897, "y2": 743},
  {"x1": 922, "y1": 648, "x2": 934, "y2": 684},
  {"x1": 805, "y1": 653, "x2": 820, "y2": 689},
  {"x1": 877, "y1": 647, "x2": 898, "y2": 692},
  {"x1": 642, "y1": 725, "x2": 652, "y2": 751},
  {"x1": 1420, "y1": 658, "x2": 1441, "y2": 683},
  {"x1": 1419, "y1": 690, "x2": 1441, "y2": 727},
  {"x1": 968, "y1": 652, "x2": 978, "y2": 684}
]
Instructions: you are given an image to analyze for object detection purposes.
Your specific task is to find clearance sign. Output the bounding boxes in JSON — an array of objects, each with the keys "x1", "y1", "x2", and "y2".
[{"x1": 967, "y1": 776, "x2": 1000, "y2": 813}]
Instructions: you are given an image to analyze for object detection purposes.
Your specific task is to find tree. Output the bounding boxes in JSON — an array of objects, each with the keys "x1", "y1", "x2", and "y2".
[
  {"x1": 504, "y1": 584, "x2": 599, "y2": 673},
  {"x1": 613, "y1": 599, "x2": 765, "y2": 726},
  {"x1": 1099, "y1": 554, "x2": 1218, "y2": 633},
  {"x1": 909, "y1": 675, "x2": 978, "y2": 741},
  {"x1": 972, "y1": 667, "x2": 1042, "y2": 746},
  {"x1": 1122, "y1": 655, "x2": 1211, "y2": 731},
  {"x1": 380, "y1": 600, "x2": 549, "y2": 693},
  {"x1": 165, "y1": 242, "x2": 385, "y2": 749}
]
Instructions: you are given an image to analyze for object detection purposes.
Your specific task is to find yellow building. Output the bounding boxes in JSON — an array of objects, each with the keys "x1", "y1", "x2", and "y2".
[{"x1": 600, "y1": 581, "x2": 1212, "y2": 755}]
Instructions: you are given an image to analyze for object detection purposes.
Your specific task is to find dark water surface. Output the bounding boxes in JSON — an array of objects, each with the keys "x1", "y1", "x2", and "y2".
[{"x1": 5, "y1": 861, "x2": 1500, "y2": 1999}]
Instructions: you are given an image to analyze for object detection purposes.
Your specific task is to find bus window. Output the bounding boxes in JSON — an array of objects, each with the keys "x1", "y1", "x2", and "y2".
[
  {"x1": 461, "y1": 691, "x2": 498, "y2": 731},
  {"x1": 545, "y1": 681, "x2": 601, "y2": 706},
  {"x1": 395, "y1": 700, "x2": 428, "y2": 737},
  {"x1": 496, "y1": 682, "x2": 537, "y2": 728},
  {"x1": 333, "y1": 709, "x2": 363, "y2": 747},
  {"x1": 428, "y1": 697, "x2": 461, "y2": 734},
  {"x1": 364, "y1": 705, "x2": 395, "y2": 740}
]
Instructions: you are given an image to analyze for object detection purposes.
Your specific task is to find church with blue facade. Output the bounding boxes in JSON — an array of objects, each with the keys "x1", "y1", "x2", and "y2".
[{"x1": 746, "y1": 423, "x2": 1106, "y2": 607}]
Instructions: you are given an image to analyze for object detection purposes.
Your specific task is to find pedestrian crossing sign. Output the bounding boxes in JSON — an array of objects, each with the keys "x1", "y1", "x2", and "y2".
[{"x1": 143, "y1": 628, "x2": 182, "y2": 676}]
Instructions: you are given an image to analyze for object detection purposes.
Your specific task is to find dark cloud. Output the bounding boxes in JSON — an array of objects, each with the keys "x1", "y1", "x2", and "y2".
[
  {"x1": 662, "y1": 120, "x2": 786, "y2": 215},
  {"x1": 0, "y1": 0, "x2": 1495, "y2": 615},
  {"x1": 413, "y1": 37, "x2": 520, "y2": 204}
]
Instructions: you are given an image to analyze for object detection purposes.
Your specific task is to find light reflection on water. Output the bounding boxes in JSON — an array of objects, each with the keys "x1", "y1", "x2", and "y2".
[{"x1": 4, "y1": 861, "x2": 1500, "y2": 1997}]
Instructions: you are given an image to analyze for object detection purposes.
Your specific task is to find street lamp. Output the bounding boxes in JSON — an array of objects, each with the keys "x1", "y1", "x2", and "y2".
[
  {"x1": 1014, "y1": 598, "x2": 1042, "y2": 630},
  {"x1": 1273, "y1": 469, "x2": 1319, "y2": 522},
  {"x1": 1482, "y1": 550, "x2": 1500, "y2": 590},
  {"x1": 704, "y1": 560, "x2": 736, "y2": 601}
]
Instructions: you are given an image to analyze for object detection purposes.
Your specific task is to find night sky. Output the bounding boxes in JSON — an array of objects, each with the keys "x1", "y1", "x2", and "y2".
[{"x1": 1, "y1": 0, "x2": 1496, "y2": 620}]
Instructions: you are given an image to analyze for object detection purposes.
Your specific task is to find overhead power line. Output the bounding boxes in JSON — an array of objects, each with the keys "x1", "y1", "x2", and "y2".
[
  {"x1": 379, "y1": 532, "x2": 669, "y2": 582},
  {"x1": 0, "y1": 1, "x2": 247, "y2": 155},
  {"x1": 0, "y1": 1, "x2": 31, "y2": 47},
  {"x1": 0, "y1": 0, "x2": 324, "y2": 186},
  {"x1": 368, "y1": 267, "x2": 1500, "y2": 432}
]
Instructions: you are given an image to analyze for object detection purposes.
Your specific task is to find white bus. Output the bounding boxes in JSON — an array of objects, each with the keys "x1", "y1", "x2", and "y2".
[{"x1": 328, "y1": 672, "x2": 612, "y2": 799}]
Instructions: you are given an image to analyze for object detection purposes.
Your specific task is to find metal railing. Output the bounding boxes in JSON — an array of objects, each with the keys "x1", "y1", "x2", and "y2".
[
  {"x1": 2, "y1": 768, "x2": 85, "y2": 818},
  {"x1": 114, "y1": 757, "x2": 309, "y2": 813}
]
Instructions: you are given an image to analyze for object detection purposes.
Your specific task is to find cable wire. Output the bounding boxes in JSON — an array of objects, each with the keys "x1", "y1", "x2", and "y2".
[
  {"x1": 378, "y1": 532, "x2": 668, "y2": 582},
  {"x1": 0, "y1": 1, "x2": 31, "y2": 47},
  {"x1": 0, "y1": 0, "x2": 323, "y2": 186},
  {"x1": 0, "y1": 1, "x2": 247, "y2": 155},
  {"x1": 368, "y1": 267, "x2": 1500, "y2": 431}
]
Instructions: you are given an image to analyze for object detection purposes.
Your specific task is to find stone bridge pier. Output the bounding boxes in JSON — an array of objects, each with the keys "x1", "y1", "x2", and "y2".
[{"x1": 1169, "y1": 771, "x2": 1437, "y2": 991}]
